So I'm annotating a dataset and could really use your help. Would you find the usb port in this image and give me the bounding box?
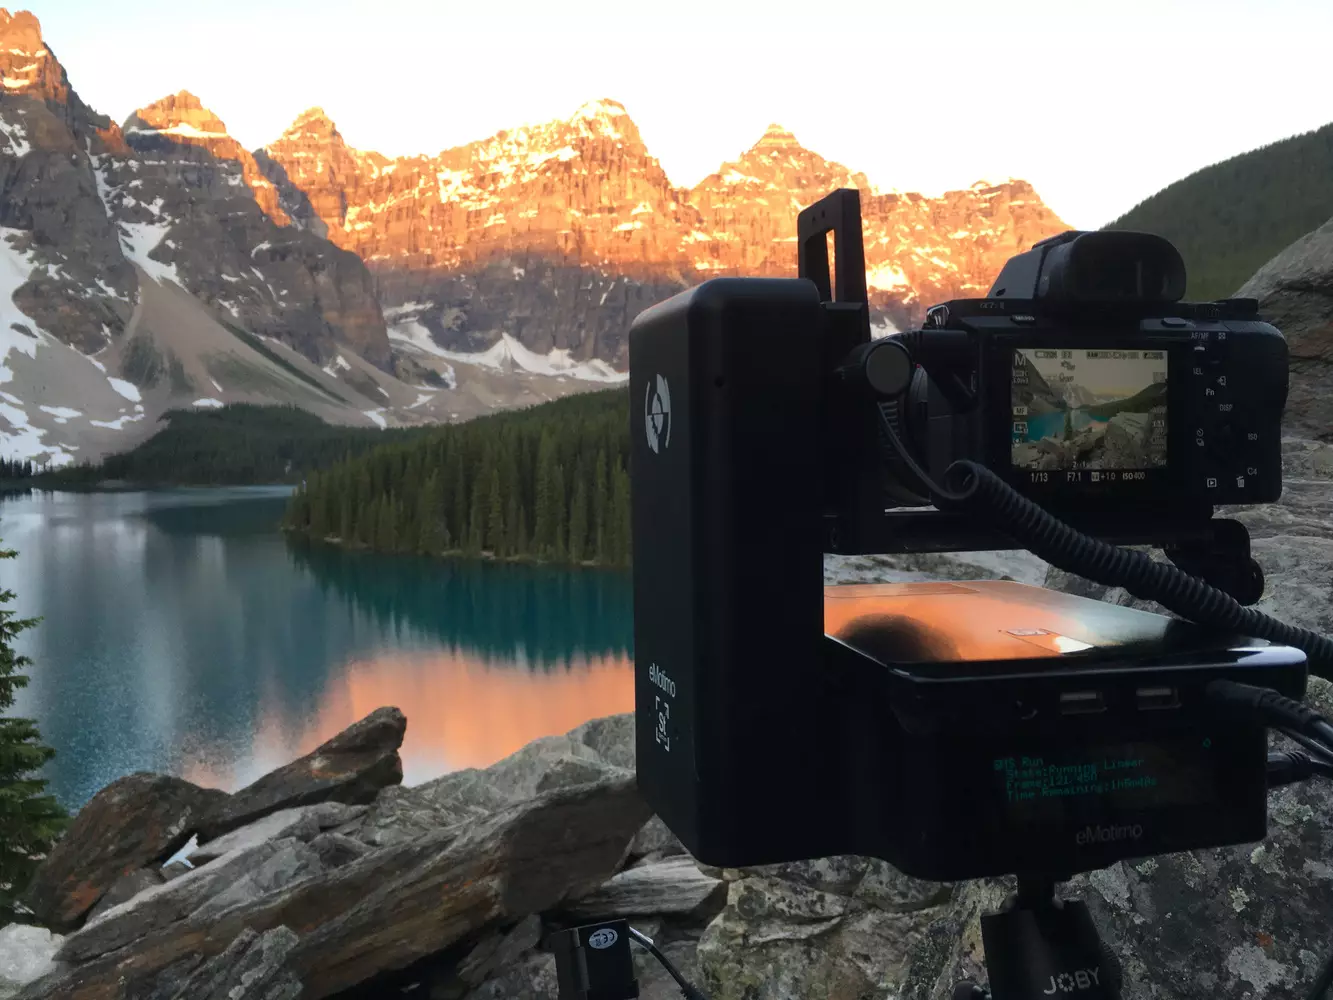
[1136,686,1180,710]
[1059,690,1105,715]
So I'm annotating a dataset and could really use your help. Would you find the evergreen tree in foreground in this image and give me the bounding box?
[0,542,67,922]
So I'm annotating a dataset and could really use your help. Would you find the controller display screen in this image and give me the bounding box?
[1009,348,1168,477]
[992,737,1219,826]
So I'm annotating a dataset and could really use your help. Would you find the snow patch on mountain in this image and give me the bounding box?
[383,301,430,321]
[0,115,29,157]
[0,396,74,466]
[38,405,80,423]
[119,221,181,286]
[192,398,223,408]
[90,412,146,431]
[385,320,459,386]
[321,354,351,377]
[0,229,42,383]
[436,333,627,383]
[363,408,387,428]
[125,122,226,140]
[107,378,141,402]
[387,319,452,358]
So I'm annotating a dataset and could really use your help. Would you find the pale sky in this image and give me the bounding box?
[31,0,1333,229]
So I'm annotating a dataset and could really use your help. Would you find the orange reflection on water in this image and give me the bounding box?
[181,648,635,792]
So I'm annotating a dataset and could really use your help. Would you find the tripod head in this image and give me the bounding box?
[954,875,1124,1000]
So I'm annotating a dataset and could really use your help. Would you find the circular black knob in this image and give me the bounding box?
[863,339,914,398]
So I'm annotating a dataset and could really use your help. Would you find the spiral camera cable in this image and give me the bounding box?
[873,407,1333,678]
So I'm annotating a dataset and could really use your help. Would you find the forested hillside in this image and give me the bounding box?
[47,405,437,486]
[1107,121,1333,301]
[283,390,633,568]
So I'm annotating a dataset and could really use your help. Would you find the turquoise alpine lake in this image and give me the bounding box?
[0,487,634,812]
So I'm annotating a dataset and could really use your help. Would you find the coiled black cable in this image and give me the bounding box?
[937,460,1333,679]
[871,408,1333,678]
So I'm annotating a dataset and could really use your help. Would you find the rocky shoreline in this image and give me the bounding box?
[2,439,1332,1000]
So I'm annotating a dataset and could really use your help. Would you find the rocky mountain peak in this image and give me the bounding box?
[704,122,871,194]
[0,8,66,105]
[752,122,799,151]
[569,98,636,142]
[125,90,228,139]
[0,9,123,153]
[283,106,342,142]
[0,7,42,52]
[258,107,372,239]
[123,92,289,226]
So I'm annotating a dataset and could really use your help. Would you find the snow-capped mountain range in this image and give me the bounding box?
[0,7,1068,466]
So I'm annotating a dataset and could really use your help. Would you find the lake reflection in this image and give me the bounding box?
[1,488,635,810]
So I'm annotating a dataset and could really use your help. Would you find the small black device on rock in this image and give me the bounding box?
[554,191,1333,1000]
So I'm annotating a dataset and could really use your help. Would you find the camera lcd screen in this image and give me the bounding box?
[1009,348,1168,476]
[992,737,1218,827]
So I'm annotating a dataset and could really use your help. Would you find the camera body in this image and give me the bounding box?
[628,190,1306,881]
[870,296,1287,509]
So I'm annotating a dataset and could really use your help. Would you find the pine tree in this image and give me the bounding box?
[449,448,468,549]
[376,495,396,551]
[592,449,609,562]
[505,492,521,556]
[283,485,310,532]
[568,476,589,564]
[338,491,353,543]
[307,473,329,538]
[466,474,485,554]
[533,432,557,558]
[0,542,67,921]
[486,467,505,554]
[551,462,567,562]
[362,495,381,547]
[515,505,528,560]
[609,462,631,566]
[418,471,443,554]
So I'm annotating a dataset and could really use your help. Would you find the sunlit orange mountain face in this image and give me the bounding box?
[258,104,1070,354]
[0,7,1069,468]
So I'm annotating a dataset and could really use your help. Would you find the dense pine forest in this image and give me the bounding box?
[46,405,438,486]
[1108,120,1333,301]
[283,389,633,568]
